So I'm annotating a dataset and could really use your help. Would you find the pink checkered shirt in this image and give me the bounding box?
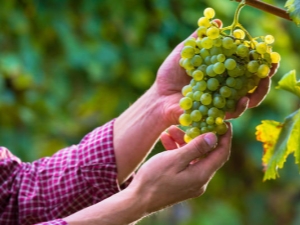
[0,119,125,225]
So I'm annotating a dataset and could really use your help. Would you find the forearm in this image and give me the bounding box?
[114,83,170,184]
[64,188,147,225]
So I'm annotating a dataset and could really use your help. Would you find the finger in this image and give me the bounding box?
[269,63,279,78]
[248,76,271,108]
[191,123,232,176]
[160,132,178,150]
[176,132,218,170]
[167,125,186,147]
[225,96,249,119]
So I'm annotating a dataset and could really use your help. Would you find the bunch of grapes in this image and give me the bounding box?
[178,7,281,143]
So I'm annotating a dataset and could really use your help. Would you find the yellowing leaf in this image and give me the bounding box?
[276,70,300,99]
[285,0,300,26]
[256,109,300,181]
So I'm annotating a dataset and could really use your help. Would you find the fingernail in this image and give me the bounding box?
[204,133,217,148]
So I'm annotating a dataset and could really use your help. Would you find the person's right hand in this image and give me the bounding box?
[127,123,232,214]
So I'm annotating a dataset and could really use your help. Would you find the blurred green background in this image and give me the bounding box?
[1,0,300,224]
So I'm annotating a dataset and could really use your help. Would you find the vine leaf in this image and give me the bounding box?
[285,0,300,25]
[256,109,300,181]
[276,70,300,99]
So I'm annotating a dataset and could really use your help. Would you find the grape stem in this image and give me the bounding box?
[232,0,292,22]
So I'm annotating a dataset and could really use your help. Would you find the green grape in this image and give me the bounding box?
[213,38,222,47]
[210,55,218,64]
[191,55,203,67]
[215,117,224,125]
[247,60,259,73]
[181,46,195,58]
[256,42,267,54]
[182,58,194,70]
[184,134,193,143]
[197,26,207,39]
[233,29,245,39]
[179,97,193,110]
[207,78,219,91]
[201,126,209,134]
[264,35,274,44]
[206,26,220,40]
[199,105,209,115]
[270,52,281,63]
[249,50,260,60]
[186,92,194,99]
[182,85,193,96]
[192,121,201,127]
[196,80,207,91]
[200,93,212,105]
[193,91,203,101]
[184,37,197,47]
[236,44,249,57]
[220,86,232,98]
[204,7,215,19]
[246,78,256,91]
[193,101,201,110]
[198,64,207,73]
[213,62,226,74]
[201,37,214,49]
[205,56,212,65]
[224,58,237,70]
[191,110,203,122]
[200,48,210,59]
[197,17,211,27]
[225,77,236,87]
[257,64,270,78]
[206,116,215,125]
[208,107,220,117]
[187,127,201,138]
[217,54,226,62]
[234,78,243,90]
[179,113,192,126]
[207,124,216,131]
[213,96,226,108]
[190,79,196,86]
[206,65,217,77]
[215,123,228,135]
[229,88,238,100]
[222,37,234,49]
[192,70,204,81]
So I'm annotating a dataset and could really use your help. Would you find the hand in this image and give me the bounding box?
[128,123,232,213]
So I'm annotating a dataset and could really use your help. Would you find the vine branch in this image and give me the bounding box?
[232,0,292,22]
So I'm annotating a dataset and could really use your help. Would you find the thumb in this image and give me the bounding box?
[177,132,218,169]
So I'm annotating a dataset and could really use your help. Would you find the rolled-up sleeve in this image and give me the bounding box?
[0,119,129,225]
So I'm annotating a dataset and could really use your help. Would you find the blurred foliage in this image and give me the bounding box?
[1,0,300,224]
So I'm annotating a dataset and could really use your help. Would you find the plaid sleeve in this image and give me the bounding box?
[0,119,130,225]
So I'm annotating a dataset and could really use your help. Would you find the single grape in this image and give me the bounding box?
[207,78,220,91]
[191,55,203,67]
[210,47,222,55]
[179,97,193,110]
[181,46,195,58]
[264,35,275,44]
[224,58,237,70]
[192,70,204,81]
[208,107,220,118]
[197,17,211,27]
[213,62,226,74]
[200,48,210,59]
[222,37,234,49]
[197,26,207,39]
[213,96,226,108]
[200,93,212,105]
[206,65,217,77]
[184,37,197,47]
[236,44,249,57]
[233,29,245,39]
[181,85,193,96]
[206,116,215,125]
[217,54,226,62]
[226,77,236,87]
[193,91,203,101]
[201,37,214,49]
[270,52,281,63]
[204,7,215,19]
[257,64,270,78]
[213,38,222,47]
[184,134,193,143]
[215,123,228,135]
[187,127,201,138]
[256,42,268,54]
[179,113,192,126]
[247,60,259,73]
[191,110,203,122]
[206,26,220,40]
[199,105,209,115]
[215,117,224,125]
[220,86,232,98]
[182,58,194,70]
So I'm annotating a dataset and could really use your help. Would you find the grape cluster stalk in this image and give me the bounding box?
[178,3,281,143]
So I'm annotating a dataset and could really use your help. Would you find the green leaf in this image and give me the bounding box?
[285,0,300,25]
[276,70,300,99]
[256,109,300,181]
